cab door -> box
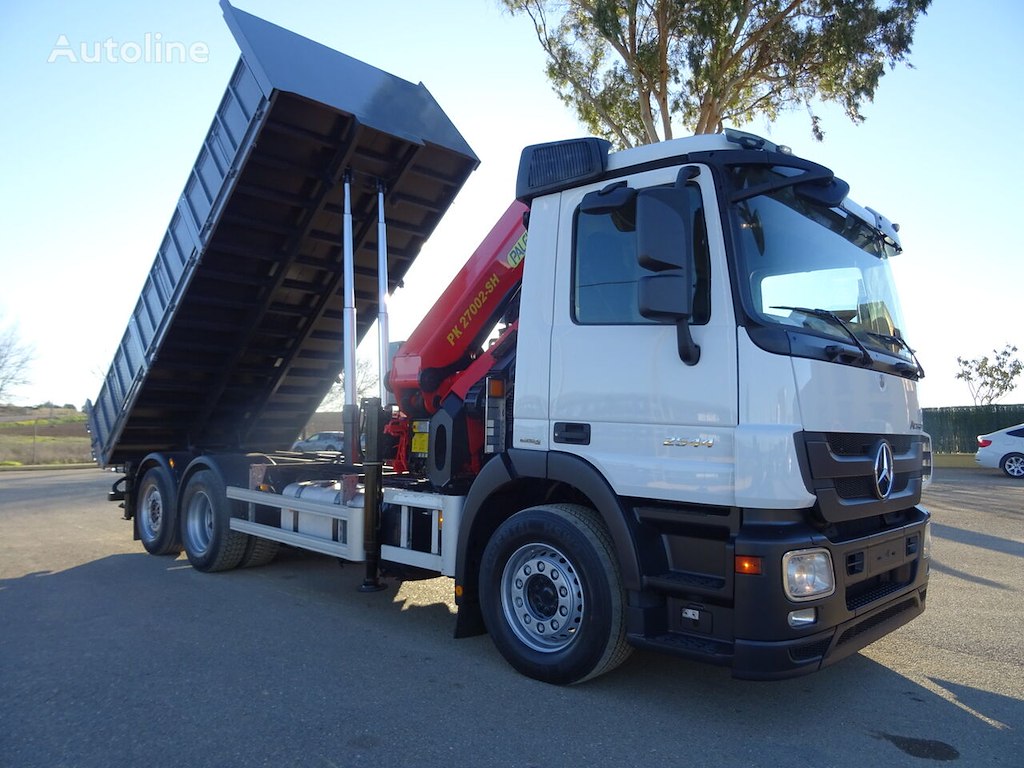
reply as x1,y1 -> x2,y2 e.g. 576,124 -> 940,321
547,165 -> 738,506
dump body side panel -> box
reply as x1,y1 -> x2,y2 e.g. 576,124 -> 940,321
89,2 -> 477,466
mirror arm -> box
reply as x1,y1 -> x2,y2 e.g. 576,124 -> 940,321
675,320 -> 700,366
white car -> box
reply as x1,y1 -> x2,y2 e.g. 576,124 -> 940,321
291,431 -> 344,452
976,423 -> 1024,478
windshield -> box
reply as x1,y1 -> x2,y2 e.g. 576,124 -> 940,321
730,165 -> 914,365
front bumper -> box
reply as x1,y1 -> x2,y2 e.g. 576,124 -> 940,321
627,505 -> 930,680
731,584 -> 926,680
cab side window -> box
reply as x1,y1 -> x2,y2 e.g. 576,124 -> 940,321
572,184 -> 710,325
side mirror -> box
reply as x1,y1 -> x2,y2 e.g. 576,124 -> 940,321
638,272 -> 691,321
635,186 -> 700,365
580,181 -> 636,215
637,187 -> 692,271
795,176 -> 850,208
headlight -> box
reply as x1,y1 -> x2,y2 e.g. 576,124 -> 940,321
923,520 -> 932,560
782,548 -> 835,601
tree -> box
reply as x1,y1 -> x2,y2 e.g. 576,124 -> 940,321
502,0 -> 931,148
318,358 -> 381,411
956,345 -> 1023,406
0,317 -> 33,403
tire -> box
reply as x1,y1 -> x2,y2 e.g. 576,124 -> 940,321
179,469 -> 248,572
479,503 -> 632,685
1001,453 -> 1024,478
136,467 -> 181,556
239,536 -> 280,568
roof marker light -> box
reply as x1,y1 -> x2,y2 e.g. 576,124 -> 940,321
516,138 -> 611,203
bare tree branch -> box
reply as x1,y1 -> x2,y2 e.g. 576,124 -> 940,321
0,318 -> 33,403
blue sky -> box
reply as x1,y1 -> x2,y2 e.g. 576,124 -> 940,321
0,0 -> 1020,409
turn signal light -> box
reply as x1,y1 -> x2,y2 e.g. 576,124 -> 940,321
735,555 -> 763,575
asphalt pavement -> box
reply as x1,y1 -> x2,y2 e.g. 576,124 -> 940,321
0,466 -> 1021,767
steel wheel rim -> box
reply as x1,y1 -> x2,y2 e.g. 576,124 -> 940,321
140,486 -> 162,541
500,543 -> 583,653
185,491 -> 214,556
1006,456 -> 1024,477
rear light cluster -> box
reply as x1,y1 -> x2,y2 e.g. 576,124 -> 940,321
977,438 -> 993,448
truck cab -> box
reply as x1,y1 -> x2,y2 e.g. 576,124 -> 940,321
449,131 -> 930,682
517,131 -> 923,512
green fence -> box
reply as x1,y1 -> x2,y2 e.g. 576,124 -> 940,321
923,404 -> 1024,453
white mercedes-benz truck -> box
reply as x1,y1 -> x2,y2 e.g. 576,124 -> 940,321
90,1 -> 931,685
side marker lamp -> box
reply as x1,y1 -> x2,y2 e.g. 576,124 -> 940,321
735,555 -> 763,575
487,378 -> 505,397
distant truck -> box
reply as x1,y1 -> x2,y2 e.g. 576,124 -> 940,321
89,1 -> 932,684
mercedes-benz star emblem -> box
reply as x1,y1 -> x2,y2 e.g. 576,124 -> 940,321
873,441 -> 895,500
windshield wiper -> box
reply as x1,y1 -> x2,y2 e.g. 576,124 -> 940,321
771,305 -> 874,365
867,331 -> 926,379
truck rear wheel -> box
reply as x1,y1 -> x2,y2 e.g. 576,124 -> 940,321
137,467 -> 180,556
239,536 -> 280,568
479,503 -> 632,685
180,469 -> 248,572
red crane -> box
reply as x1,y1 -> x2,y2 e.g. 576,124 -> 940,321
385,200 -> 528,475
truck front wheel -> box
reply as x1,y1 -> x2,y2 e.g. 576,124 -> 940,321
479,503 -> 632,684
136,467 -> 180,556
180,469 -> 248,572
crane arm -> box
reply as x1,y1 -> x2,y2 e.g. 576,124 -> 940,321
387,200 -> 528,416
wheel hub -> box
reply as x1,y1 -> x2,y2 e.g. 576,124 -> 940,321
140,488 -> 162,539
525,572 -> 559,619
146,496 -> 161,525
502,544 -> 582,652
185,492 -> 214,555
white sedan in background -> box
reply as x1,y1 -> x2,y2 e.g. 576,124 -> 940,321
291,431 -> 345,452
976,423 -> 1024,478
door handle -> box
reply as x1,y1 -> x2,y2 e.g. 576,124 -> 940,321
553,422 -> 591,445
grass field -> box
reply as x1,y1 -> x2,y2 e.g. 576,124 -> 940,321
0,406 -> 339,468
932,453 -> 978,469
0,407 -> 92,466
0,405 -> 980,470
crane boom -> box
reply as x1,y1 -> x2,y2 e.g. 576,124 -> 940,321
387,200 -> 528,417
